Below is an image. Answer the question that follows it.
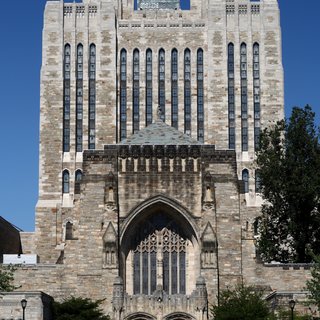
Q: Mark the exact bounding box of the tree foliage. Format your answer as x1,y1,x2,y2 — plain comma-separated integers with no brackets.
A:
0,264,18,292
52,296,109,320
306,253,320,311
211,284,271,320
256,105,320,263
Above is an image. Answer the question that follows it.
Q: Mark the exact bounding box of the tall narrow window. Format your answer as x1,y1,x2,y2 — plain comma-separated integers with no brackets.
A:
146,49,153,126
197,49,204,142
120,49,127,140
89,44,96,149
158,49,165,121
75,169,83,182
76,44,83,152
63,44,71,152
171,49,178,129
184,49,191,136
228,43,235,149
255,169,261,193
242,169,249,193
133,227,186,295
240,43,248,151
74,169,82,194
133,49,140,133
253,43,260,150
63,170,70,194
65,221,73,240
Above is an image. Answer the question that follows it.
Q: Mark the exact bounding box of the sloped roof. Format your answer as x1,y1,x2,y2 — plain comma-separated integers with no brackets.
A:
120,120,202,145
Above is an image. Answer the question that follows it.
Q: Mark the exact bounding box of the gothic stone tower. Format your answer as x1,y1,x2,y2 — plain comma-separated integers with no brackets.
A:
16,0,288,319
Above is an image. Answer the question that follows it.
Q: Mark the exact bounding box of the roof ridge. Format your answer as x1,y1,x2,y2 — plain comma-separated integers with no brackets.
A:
120,121,201,145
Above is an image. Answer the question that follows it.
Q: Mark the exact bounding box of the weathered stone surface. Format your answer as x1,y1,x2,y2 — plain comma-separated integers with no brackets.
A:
7,1,313,319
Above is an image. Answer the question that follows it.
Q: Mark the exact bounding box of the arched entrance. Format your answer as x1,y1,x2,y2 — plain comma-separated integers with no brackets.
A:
125,312,156,320
164,312,196,320
120,196,199,296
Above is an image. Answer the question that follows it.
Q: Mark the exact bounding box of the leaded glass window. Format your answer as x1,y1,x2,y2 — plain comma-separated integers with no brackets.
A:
197,49,204,142
133,228,186,295
63,44,71,152
89,44,96,149
228,43,235,149
253,43,260,150
242,169,249,193
63,170,70,193
75,169,82,182
171,49,178,129
66,221,73,240
76,44,83,152
184,49,191,136
120,49,127,140
146,49,153,126
255,169,261,193
133,49,140,133
158,49,165,121
240,43,248,151
74,169,82,194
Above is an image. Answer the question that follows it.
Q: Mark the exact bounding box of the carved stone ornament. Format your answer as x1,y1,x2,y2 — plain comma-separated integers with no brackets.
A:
131,145,141,159
179,145,189,159
202,202,215,211
143,145,153,159
166,145,176,159
155,145,165,159
105,203,117,212
119,145,129,159
190,145,201,159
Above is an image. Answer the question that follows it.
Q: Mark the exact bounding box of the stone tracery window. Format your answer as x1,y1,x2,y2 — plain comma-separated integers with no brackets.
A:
133,49,140,133
120,49,127,140
62,170,70,193
228,43,235,149
171,49,178,129
146,49,153,126
242,169,249,193
76,44,83,152
240,43,248,151
158,49,165,121
184,49,191,136
253,43,260,150
63,44,71,152
89,44,96,149
133,227,186,295
197,48,204,142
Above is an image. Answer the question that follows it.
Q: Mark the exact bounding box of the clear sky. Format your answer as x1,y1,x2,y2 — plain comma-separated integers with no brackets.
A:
0,0,319,232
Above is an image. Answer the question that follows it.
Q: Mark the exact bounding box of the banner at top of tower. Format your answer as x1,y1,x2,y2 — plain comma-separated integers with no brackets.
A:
137,0,180,10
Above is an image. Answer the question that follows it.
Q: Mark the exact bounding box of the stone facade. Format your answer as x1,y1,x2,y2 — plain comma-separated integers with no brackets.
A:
5,0,314,319
0,292,53,320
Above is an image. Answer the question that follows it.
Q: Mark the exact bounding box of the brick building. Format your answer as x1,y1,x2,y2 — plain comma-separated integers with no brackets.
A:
8,0,313,319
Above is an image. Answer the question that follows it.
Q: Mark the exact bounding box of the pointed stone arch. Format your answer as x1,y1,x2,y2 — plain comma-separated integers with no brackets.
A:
103,222,117,268
201,222,217,268
164,312,196,320
120,195,200,296
120,194,199,246
124,312,156,320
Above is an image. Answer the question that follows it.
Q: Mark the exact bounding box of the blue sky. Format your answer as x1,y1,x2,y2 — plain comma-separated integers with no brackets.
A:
0,0,319,232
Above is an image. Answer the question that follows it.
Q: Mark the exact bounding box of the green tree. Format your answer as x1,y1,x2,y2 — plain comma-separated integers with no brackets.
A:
211,284,271,320
256,105,320,263
52,296,109,320
306,253,320,311
0,264,18,292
